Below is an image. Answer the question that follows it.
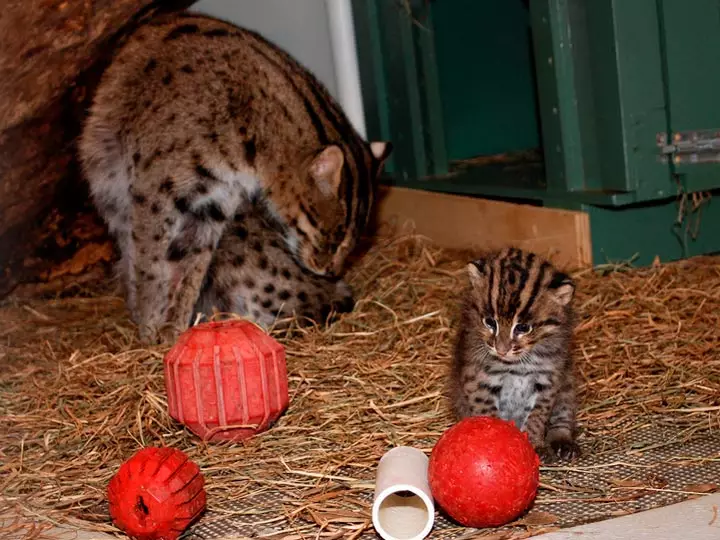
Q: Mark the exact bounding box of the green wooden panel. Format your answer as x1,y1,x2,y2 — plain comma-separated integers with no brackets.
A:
411,7,449,176
582,0,629,194
382,166,638,207
431,0,540,161
351,0,394,172
538,0,597,193
584,193,720,266
531,0,671,199
608,0,671,199
374,0,427,179
659,0,720,193
529,0,569,192
351,0,448,179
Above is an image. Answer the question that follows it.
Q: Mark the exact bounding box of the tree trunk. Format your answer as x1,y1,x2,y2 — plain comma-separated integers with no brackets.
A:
0,0,194,298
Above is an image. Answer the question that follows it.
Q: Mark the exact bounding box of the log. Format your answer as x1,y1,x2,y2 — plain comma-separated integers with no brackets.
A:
0,0,194,298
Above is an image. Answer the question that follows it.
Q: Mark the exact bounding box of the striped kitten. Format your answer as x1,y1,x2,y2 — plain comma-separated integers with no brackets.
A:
78,12,391,343
450,248,580,462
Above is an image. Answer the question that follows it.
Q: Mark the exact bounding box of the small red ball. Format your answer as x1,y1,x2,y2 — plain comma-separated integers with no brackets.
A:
428,416,540,528
108,447,206,540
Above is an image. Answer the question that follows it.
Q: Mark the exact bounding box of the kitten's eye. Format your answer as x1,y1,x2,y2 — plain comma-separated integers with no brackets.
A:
483,317,497,332
514,323,532,335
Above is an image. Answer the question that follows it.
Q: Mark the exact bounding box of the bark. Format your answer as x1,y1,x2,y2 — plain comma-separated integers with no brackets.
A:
0,0,193,298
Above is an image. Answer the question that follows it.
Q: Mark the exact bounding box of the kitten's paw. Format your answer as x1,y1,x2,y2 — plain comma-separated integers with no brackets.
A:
538,440,581,463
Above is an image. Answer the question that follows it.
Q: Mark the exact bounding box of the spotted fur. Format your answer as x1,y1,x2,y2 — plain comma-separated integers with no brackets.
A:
78,12,391,342
194,198,355,330
450,247,580,462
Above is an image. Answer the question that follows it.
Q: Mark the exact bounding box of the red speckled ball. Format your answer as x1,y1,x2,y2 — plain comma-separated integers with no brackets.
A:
428,416,540,528
108,447,206,540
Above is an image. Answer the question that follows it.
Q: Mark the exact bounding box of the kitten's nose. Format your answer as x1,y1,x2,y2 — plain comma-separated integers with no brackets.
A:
495,342,511,356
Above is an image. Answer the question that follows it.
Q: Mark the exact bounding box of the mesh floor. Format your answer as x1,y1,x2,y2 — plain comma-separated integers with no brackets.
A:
187,419,720,539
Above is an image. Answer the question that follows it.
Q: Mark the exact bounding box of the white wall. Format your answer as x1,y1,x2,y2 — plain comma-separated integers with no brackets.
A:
191,0,366,138
192,0,340,98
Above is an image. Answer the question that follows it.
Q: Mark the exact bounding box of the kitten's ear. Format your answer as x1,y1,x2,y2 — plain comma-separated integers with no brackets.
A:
467,260,487,288
549,272,575,306
309,145,344,196
370,141,393,163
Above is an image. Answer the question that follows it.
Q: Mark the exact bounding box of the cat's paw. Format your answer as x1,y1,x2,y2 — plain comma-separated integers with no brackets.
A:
138,323,159,345
331,281,355,313
537,440,581,463
158,325,182,346
139,321,182,346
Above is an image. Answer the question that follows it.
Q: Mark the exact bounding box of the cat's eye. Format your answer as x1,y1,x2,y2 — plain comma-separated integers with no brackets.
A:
483,317,497,333
514,323,532,335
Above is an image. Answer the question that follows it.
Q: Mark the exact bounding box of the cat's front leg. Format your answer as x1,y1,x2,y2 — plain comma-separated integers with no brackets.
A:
131,219,173,343
135,238,219,344
545,374,580,461
452,367,500,420
162,248,217,342
525,404,552,449
132,187,233,343
525,389,557,461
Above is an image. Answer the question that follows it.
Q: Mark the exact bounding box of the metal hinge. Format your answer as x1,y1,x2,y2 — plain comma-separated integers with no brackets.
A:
657,129,720,164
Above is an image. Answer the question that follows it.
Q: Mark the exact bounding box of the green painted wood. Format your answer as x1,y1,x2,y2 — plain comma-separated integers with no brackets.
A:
658,0,720,194
351,0,448,179
604,0,671,198
376,0,426,180
583,193,720,266
431,0,540,161
530,0,591,193
351,0,394,173
411,8,449,176
352,0,719,249
531,0,671,199
379,168,640,207
529,0,567,192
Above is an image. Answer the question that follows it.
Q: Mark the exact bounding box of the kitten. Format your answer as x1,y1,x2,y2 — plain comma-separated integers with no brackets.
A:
450,247,580,462
78,12,391,343
194,197,355,329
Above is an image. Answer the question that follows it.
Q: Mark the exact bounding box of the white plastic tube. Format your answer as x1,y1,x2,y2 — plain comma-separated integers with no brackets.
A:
325,0,368,139
372,447,435,540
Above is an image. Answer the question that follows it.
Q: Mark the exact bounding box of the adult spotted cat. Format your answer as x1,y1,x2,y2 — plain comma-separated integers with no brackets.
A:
79,12,391,342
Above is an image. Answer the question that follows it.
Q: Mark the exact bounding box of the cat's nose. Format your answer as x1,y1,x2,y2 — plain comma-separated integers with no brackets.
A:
495,342,511,356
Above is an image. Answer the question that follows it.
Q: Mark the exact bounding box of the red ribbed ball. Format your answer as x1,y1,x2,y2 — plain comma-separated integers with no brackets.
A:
107,447,206,540
428,416,540,528
164,320,289,442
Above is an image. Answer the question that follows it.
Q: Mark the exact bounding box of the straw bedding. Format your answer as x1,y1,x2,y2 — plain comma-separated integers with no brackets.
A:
1,231,719,540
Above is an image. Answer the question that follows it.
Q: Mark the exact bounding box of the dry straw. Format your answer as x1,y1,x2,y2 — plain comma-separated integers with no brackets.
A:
1,230,719,539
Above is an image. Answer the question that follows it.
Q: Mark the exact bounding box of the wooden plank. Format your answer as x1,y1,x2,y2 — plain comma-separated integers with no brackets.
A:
374,186,592,269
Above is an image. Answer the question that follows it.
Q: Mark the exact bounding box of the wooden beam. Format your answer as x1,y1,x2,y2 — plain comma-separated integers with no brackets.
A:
374,186,592,269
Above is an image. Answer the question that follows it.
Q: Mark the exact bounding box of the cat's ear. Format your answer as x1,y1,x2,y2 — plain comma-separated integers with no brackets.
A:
467,260,488,288
549,272,575,306
370,141,393,163
309,145,344,196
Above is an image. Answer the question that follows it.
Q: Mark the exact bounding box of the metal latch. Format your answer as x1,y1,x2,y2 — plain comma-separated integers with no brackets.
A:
657,130,720,164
